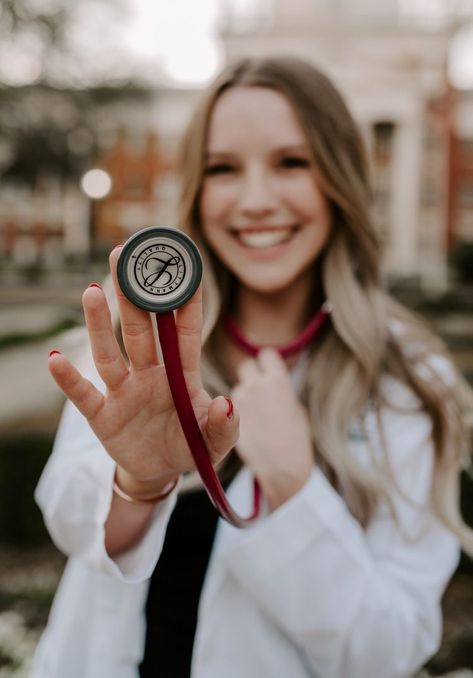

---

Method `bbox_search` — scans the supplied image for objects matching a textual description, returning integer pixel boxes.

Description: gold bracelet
[113,474,179,506]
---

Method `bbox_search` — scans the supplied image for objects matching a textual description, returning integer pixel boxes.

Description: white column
[63,185,90,257]
[386,115,422,278]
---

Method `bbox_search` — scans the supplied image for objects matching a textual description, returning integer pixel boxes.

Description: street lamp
[80,168,112,200]
[80,168,112,258]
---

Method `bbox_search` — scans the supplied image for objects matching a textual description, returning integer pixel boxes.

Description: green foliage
[0,434,54,547]
[0,0,155,185]
[459,469,473,574]
[449,241,473,284]
[0,84,154,185]
[0,650,16,670]
[0,318,79,352]
[0,589,56,629]
[0,0,69,52]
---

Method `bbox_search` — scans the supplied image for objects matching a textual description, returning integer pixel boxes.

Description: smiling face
[200,86,332,297]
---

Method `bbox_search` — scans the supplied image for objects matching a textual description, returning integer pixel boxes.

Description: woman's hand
[231,348,315,511]
[48,246,239,496]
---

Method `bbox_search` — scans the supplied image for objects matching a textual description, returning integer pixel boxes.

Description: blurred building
[0,180,86,266]
[451,90,473,245]
[0,87,200,265]
[221,0,473,290]
[1,0,472,293]
[90,89,200,248]
[92,131,165,248]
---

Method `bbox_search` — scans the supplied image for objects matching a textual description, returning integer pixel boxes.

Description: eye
[204,163,235,175]
[279,156,310,169]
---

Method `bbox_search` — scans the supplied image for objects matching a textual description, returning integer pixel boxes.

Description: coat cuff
[40,446,179,583]
[226,468,370,580]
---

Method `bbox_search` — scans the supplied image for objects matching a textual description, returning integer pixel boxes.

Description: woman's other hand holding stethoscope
[231,348,315,512]
[48,245,240,499]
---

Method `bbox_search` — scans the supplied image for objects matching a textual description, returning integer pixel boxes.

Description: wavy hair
[176,56,473,550]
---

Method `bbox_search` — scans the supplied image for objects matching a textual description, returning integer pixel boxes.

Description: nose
[237,165,278,219]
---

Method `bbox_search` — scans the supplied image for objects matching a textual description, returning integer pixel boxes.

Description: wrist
[114,466,180,504]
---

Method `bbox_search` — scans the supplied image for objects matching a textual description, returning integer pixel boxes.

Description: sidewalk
[0,326,87,433]
[0,273,101,433]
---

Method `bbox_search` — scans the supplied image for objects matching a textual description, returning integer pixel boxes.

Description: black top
[139,486,220,678]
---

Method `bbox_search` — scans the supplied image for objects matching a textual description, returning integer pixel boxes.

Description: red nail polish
[49,349,61,358]
[224,397,234,420]
[88,282,102,289]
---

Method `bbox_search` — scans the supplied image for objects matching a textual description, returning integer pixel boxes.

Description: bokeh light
[449,22,473,89]
[80,168,112,199]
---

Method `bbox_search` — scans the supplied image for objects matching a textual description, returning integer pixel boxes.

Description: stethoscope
[117,225,262,528]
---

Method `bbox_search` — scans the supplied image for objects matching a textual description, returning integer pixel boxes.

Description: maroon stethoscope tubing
[117,226,330,529]
[156,311,262,528]
[223,305,331,359]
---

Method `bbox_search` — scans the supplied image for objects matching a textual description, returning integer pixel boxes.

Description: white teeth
[235,229,292,248]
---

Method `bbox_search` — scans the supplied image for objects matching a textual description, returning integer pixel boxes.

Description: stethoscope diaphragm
[117,226,202,313]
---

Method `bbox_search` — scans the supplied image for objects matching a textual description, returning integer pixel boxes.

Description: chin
[238,275,297,295]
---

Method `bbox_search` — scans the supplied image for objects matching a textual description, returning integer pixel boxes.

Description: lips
[230,226,298,249]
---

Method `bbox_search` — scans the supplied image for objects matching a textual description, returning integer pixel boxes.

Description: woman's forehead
[206,86,307,151]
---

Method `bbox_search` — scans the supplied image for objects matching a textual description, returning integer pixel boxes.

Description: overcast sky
[123,0,473,89]
[0,0,472,89]
[124,0,223,85]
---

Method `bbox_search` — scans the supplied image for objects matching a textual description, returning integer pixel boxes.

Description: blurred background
[1,0,473,675]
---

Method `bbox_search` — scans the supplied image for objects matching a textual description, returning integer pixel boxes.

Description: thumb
[204,396,240,462]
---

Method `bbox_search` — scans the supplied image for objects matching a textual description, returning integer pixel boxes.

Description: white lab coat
[31,364,459,678]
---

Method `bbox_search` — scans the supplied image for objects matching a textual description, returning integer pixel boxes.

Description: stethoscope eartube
[117,226,261,528]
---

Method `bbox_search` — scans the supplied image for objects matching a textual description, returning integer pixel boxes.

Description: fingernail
[49,349,61,358]
[88,282,102,289]
[224,397,234,420]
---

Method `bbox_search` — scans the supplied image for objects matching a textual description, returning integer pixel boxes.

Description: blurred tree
[0,0,134,86]
[0,0,156,186]
[0,0,70,68]
[0,85,154,186]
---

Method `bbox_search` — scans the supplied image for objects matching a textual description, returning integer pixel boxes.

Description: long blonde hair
[176,56,473,550]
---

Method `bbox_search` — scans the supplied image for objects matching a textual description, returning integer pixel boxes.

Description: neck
[233,276,321,347]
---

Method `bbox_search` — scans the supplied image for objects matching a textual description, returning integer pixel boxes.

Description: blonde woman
[33,57,472,678]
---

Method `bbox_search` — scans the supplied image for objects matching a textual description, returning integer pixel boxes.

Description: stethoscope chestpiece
[115,225,261,529]
[117,226,203,313]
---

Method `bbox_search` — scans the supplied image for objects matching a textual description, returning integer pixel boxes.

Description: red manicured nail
[224,397,234,420]
[49,349,61,358]
[88,282,102,289]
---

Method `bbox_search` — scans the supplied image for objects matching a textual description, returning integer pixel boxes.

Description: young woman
[32,56,473,678]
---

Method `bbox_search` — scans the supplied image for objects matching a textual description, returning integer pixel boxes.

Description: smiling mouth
[230,226,299,249]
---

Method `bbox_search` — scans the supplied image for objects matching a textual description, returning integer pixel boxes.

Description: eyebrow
[274,144,311,154]
[205,144,311,158]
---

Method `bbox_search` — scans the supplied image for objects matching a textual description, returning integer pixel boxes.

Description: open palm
[48,246,238,485]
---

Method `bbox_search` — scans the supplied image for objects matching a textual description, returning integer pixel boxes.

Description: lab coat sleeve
[225,398,460,678]
[35,369,177,583]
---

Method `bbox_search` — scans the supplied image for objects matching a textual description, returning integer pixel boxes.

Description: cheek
[288,176,326,213]
[200,182,235,227]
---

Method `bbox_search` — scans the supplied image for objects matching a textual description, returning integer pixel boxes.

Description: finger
[82,285,129,389]
[110,246,160,370]
[237,357,261,383]
[204,396,240,460]
[174,284,203,375]
[257,347,289,377]
[48,352,104,421]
